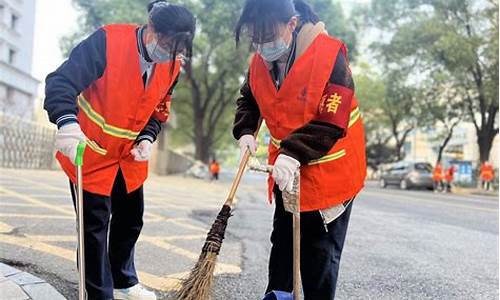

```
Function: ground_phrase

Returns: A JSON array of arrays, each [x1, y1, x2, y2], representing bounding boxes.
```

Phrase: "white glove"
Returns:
[[55, 123, 86, 164], [238, 134, 257, 159], [272, 154, 300, 192], [130, 140, 153, 161]]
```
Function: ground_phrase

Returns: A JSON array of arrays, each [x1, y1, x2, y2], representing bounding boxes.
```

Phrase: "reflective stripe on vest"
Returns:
[[348, 107, 361, 128], [86, 140, 107, 156], [78, 96, 140, 140], [309, 149, 346, 165], [270, 106, 361, 165]]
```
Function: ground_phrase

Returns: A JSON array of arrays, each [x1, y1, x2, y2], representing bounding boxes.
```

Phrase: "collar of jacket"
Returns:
[[137, 26, 153, 63], [295, 21, 327, 58]]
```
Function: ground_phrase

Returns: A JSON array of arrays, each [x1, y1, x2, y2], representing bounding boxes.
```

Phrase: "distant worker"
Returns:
[[444, 165, 455, 193], [480, 162, 495, 191], [209, 159, 221, 181], [433, 163, 444, 192]]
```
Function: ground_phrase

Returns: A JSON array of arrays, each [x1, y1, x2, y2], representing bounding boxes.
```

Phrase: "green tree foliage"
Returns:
[[62, 0, 249, 163], [367, 0, 499, 163], [308, 0, 357, 57], [355, 63, 418, 166], [418, 75, 465, 164], [62, 0, 356, 163]]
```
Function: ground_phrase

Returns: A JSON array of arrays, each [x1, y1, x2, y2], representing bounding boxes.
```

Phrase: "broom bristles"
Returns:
[[175, 251, 218, 300], [174, 205, 232, 300]]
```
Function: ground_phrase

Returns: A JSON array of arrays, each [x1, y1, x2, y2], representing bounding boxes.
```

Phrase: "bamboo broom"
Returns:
[[174, 122, 261, 300]]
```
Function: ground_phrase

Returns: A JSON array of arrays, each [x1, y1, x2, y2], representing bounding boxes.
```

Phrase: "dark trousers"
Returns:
[[266, 188, 353, 300], [433, 180, 442, 191], [211, 172, 219, 181], [70, 170, 144, 300]]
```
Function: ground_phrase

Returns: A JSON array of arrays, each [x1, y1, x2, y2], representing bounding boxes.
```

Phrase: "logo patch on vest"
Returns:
[[298, 87, 307, 102]]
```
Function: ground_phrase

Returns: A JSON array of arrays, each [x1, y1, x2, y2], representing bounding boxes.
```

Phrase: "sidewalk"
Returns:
[[0, 168, 246, 299], [453, 187, 499, 198], [0, 263, 66, 300]]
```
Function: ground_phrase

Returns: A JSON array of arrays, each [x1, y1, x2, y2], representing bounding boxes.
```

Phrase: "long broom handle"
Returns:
[[224, 120, 262, 207], [293, 176, 301, 300], [248, 165, 302, 299], [75, 142, 87, 300]]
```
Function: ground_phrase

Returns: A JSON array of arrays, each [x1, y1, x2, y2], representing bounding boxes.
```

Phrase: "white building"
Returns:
[[0, 0, 39, 119], [404, 123, 499, 169]]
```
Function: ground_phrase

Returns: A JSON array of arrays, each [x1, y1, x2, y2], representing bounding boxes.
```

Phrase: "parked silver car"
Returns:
[[379, 161, 434, 190]]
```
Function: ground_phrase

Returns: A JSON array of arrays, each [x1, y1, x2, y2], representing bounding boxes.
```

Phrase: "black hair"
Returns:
[[235, 0, 319, 46], [147, 0, 196, 60]]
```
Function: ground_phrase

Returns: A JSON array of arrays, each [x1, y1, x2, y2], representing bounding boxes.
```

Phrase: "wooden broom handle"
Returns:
[[224, 119, 263, 207], [293, 176, 301, 300]]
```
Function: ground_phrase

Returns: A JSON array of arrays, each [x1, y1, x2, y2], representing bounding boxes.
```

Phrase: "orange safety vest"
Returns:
[[249, 34, 366, 212], [444, 167, 454, 182], [480, 164, 494, 181], [57, 24, 181, 196], [210, 163, 220, 174], [433, 165, 443, 181]]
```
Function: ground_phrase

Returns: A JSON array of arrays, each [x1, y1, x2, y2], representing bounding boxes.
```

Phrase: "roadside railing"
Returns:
[[0, 113, 57, 169]]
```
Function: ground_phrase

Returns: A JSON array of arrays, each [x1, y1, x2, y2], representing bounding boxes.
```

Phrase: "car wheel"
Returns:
[[379, 179, 387, 188], [400, 179, 409, 190]]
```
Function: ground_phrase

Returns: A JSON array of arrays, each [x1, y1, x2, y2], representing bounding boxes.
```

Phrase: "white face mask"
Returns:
[[146, 38, 174, 63], [256, 38, 290, 62], [255, 21, 294, 62]]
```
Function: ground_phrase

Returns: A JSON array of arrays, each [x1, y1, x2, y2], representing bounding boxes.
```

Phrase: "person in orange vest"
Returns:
[[233, 0, 366, 298], [480, 161, 495, 191], [44, 1, 195, 299], [209, 159, 221, 181], [444, 165, 455, 193], [433, 163, 444, 192]]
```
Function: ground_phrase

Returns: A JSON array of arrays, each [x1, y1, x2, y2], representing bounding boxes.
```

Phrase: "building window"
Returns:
[[8, 49, 16, 64], [0, 5, 4, 26], [6, 86, 14, 101], [11, 14, 18, 30]]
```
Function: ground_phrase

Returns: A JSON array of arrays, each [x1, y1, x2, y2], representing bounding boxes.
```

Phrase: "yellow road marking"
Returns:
[[0, 213, 73, 219], [15, 177, 218, 220], [143, 237, 241, 275], [0, 186, 73, 216], [29, 234, 205, 243], [137, 271, 180, 291], [0, 202, 40, 207], [143, 211, 207, 232], [146, 197, 191, 210], [164, 218, 208, 232], [28, 235, 75, 242], [24, 195, 70, 198], [16, 177, 69, 193], [162, 234, 205, 241], [0, 221, 14, 233], [1, 172, 243, 289], [0, 233, 186, 291]]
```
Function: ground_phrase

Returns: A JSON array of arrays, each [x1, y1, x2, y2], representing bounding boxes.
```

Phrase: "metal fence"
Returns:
[[0, 113, 57, 169]]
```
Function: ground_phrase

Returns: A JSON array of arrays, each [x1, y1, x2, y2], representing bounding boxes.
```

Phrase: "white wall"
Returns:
[[0, 0, 36, 72], [0, 0, 39, 119]]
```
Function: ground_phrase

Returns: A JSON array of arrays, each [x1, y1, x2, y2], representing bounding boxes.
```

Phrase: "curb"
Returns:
[[452, 188, 499, 198], [0, 263, 67, 300]]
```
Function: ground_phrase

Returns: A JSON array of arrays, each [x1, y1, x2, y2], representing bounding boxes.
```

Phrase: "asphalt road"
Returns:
[[0, 169, 498, 299]]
